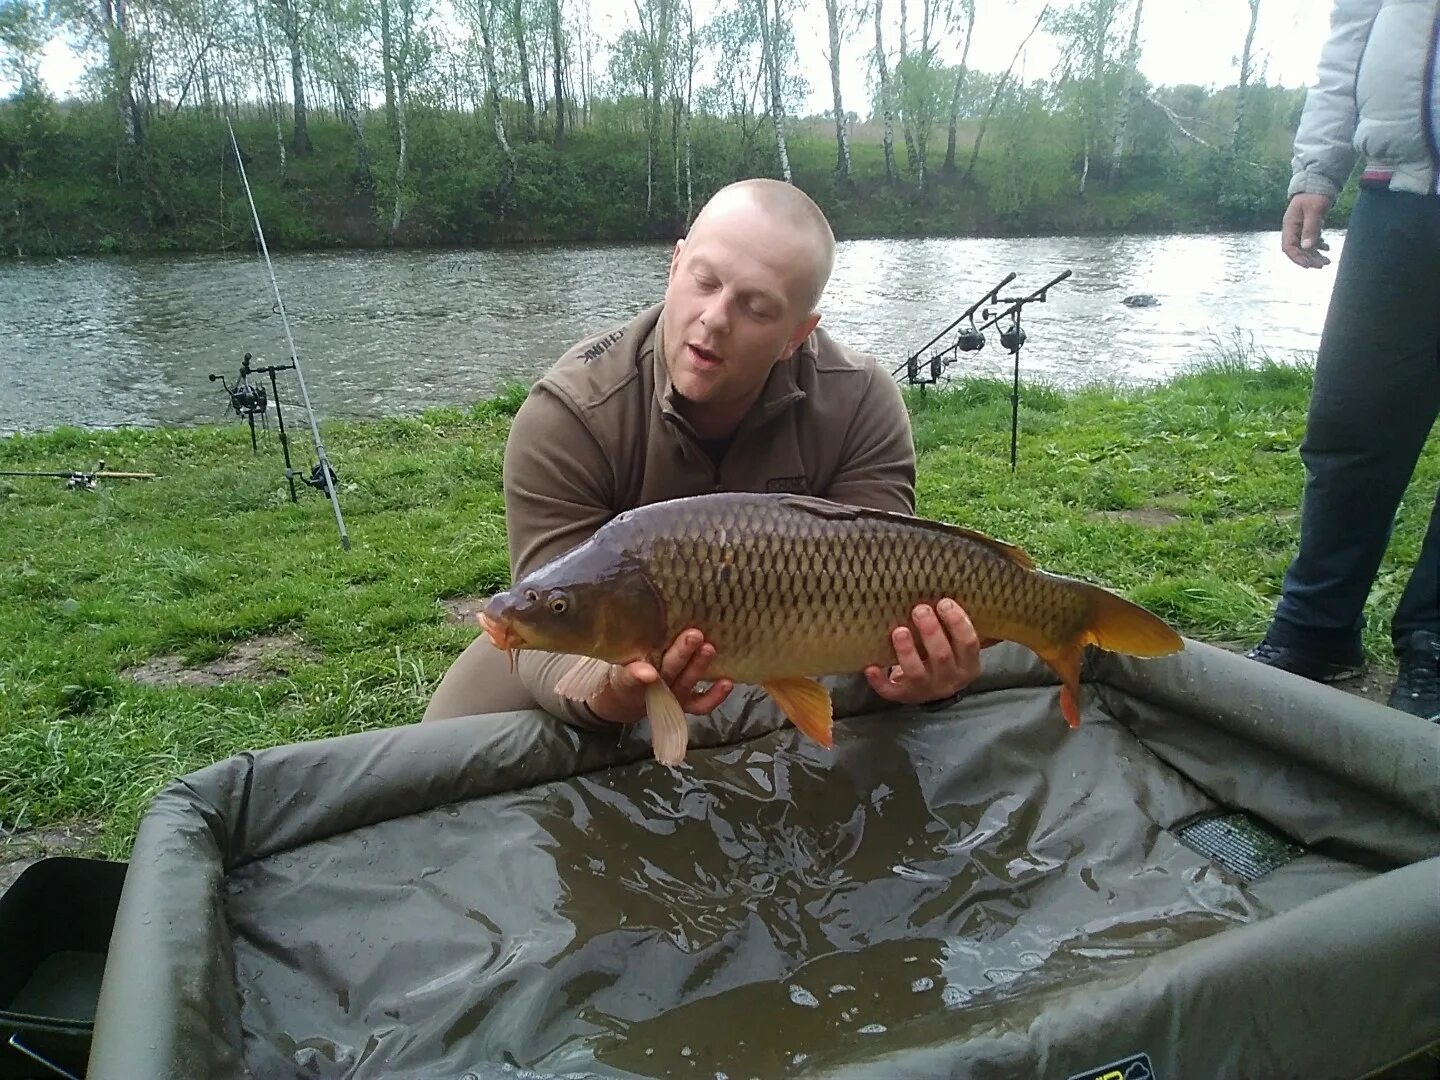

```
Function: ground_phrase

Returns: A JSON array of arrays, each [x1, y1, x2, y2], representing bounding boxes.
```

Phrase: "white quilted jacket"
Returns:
[[1289, 0, 1440, 198]]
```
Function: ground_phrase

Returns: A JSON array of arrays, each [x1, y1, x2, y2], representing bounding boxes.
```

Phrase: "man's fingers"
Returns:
[[687, 678, 733, 715], [674, 642, 716, 697], [864, 664, 902, 700], [614, 660, 657, 690], [659, 629, 704, 682], [910, 604, 955, 671], [892, 624, 928, 683]]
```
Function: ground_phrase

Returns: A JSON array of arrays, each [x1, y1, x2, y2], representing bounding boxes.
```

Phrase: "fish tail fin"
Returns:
[[1076, 582, 1185, 658], [762, 677, 835, 749], [554, 656, 617, 701], [646, 682, 690, 767]]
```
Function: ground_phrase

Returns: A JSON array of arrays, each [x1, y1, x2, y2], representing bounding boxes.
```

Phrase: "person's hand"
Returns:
[[864, 599, 990, 706], [1281, 193, 1334, 269], [585, 628, 734, 725]]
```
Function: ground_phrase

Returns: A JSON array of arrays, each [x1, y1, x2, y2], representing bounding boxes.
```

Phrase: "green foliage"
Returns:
[[0, 61, 1318, 257]]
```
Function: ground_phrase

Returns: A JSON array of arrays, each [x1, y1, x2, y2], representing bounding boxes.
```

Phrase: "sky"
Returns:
[[11, 0, 1331, 114]]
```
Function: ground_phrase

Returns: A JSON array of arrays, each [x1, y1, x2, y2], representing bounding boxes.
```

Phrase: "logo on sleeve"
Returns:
[[581, 330, 625, 363]]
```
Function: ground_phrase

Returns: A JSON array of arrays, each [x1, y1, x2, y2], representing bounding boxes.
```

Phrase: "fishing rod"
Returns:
[[895, 268, 1072, 470], [224, 116, 350, 551], [891, 271, 1017, 384], [0, 461, 156, 491]]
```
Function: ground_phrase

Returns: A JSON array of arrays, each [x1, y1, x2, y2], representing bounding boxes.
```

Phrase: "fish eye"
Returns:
[[549, 595, 569, 615]]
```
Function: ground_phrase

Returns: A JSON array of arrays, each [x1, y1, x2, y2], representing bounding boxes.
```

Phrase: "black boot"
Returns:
[[1245, 637, 1365, 684], [1388, 631, 1440, 722]]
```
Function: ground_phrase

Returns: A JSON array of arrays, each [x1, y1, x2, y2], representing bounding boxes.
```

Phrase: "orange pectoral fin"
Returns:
[[762, 677, 835, 748]]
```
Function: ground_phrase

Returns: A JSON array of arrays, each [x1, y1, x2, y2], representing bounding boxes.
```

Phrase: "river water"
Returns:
[[0, 229, 1343, 436]]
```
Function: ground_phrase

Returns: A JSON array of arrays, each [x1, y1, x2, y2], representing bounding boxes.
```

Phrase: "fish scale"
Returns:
[[597, 494, 1091, 686]]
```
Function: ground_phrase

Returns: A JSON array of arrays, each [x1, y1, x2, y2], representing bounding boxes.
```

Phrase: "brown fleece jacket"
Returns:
[[501, 300, 918, 728]]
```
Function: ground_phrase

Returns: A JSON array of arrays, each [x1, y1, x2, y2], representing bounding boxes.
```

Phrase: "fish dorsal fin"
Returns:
[[774, 494, 1036, 570]]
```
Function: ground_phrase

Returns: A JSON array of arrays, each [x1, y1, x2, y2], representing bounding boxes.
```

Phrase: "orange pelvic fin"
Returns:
[[1036, 643, 1086, 729], [762, 677, 835, 748], [1037, 581, 1184, 730], [646, 681, 690, 767], [554, 655, 616, 701]]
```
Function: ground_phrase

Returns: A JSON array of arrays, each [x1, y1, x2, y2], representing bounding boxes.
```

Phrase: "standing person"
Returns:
[[425, 178, 986, 733], [1246, 0, 1440, 721]]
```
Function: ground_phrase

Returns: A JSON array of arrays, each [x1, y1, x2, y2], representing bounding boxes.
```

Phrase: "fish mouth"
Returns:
[[478, 609, 527, 671]]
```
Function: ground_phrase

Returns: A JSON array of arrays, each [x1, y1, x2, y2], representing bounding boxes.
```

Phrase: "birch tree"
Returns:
[[508, 0, 536, 138], [821, 0, 857, 182], [1109, 0, 1143, 180], [548, 0, 565, 142], [1232, 0, 1260, 151], [873, 0, 898, 184], [632, 0, 676, 215], [268, 0, 311, 155], [942, 0, 975, 175], [754, 0, 790, 182], [1045, 0, 1122, 194]]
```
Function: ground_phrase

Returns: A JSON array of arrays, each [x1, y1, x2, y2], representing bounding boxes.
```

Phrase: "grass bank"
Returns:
[[2, 353, 1436, 866]]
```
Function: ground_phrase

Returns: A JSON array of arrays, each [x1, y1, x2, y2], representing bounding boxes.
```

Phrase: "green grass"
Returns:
[[2, 353, 1436, 861]]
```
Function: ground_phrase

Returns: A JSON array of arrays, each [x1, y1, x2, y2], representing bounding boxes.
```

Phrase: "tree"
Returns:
[[1233, 0, 1261, 152], [1109, 0, 1144, 181], [0, 0, 51, 94], [873, 0, 897, 184], [964, 0, 1049, 184], [754, 0, 790, 182], [942, 0, 976, 175], [821, 0, 856, 182], [1044, 0, 1123, 194]]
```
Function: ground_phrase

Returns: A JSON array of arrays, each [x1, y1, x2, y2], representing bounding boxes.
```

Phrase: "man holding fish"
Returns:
[[425, 178, 991, 734], [427, 178, 1183, 764]]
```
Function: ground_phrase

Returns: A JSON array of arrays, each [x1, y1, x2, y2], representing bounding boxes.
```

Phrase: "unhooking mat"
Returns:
[[86, 640, 1440, 1079]]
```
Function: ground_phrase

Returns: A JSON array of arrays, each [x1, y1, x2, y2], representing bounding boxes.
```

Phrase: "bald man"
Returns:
[[424, 178, 984, 731]]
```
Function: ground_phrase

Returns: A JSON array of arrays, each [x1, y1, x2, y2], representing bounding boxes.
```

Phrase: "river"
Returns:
[[0, 229, 1343, 436]]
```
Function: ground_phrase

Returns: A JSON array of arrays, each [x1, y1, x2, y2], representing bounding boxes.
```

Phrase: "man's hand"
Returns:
[[1282, 193, 1334, 268], [586, 628, 734, 725], [864, 599, 989, 706]]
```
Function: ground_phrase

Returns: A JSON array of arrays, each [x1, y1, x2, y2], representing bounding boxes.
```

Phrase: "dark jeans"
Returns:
[[1267, 186, 1440, 659]]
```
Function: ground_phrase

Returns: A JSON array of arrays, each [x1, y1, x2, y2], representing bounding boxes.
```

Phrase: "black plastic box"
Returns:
[[0, 858, 127, 1079]]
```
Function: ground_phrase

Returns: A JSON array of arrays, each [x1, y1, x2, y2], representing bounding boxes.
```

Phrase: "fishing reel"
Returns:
[[955, 326, 986, 352], [301, 460, 340, 498], [207, 349, 331, 506], [210, 353, 272, 453]]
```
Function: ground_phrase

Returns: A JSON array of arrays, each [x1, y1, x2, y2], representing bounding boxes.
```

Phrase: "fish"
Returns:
[[479, 492, 1184, 766]]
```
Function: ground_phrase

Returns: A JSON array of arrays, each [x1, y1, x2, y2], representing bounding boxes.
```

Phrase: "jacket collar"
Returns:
[[649, 303, 809, 439]]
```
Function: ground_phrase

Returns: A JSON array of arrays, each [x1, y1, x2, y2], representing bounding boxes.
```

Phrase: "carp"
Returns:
[[480, 492, 1183, 766]]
